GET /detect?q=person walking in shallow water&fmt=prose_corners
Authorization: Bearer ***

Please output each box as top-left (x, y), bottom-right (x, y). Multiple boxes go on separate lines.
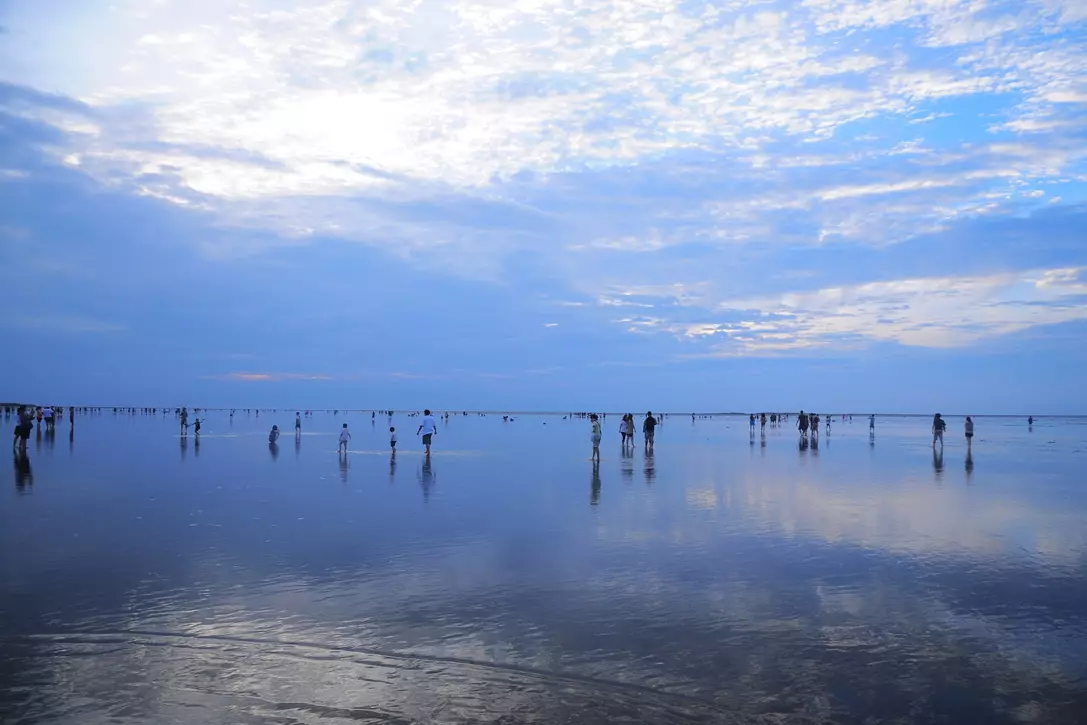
top-left (338, 423), bottom-right (351, 453)
top-left (965, 416), bottom-right (974, 448)
top-left (932, 413), bottom-right (946, 448)
top-left (417, 409), bottom-right (437, 457)
top-left (590, 414), bottom-right (602, 462)
top-left (643, 411), bottom-right (657, 451)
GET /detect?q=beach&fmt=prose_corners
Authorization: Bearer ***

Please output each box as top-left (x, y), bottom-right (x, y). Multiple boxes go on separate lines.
top-left (2, 412), bottom-right (1086, 724)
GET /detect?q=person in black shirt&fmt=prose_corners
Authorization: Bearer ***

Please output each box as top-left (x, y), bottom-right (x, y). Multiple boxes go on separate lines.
top-left (643, 411), bottom-right (657, 451)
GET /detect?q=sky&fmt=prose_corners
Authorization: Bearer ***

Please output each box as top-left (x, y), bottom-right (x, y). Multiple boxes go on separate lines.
top-left (1, 0), bottom-right (1085, 413)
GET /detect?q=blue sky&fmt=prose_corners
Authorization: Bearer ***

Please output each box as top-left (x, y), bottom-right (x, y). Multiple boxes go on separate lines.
top-left (1, 0), bottom-right (1086, 413)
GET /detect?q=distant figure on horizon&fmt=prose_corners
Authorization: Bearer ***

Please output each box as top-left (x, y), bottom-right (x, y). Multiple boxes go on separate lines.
top-left (590, 414), bottom-right (601, 462)
top-left (869, 414), bottom-right (875, 431)
top-left (643, 411), bottom-right (657, 451)
top-left (338, 423), bottom-right (351, 453)
top-left (932, 413), bottom-right (946, 448)
top-left (417, 409), bottom-right (437, 456)
top-left (269, 425), bottom-right (280, 443)
top-left (965, 416), bottom-right (974, 447)
top-left (1028, 416), bottom-right (1034, 426)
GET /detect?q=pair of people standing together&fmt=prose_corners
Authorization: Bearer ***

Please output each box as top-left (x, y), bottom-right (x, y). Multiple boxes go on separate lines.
top-left (932, 413), bottom-right (974, 448)
top-left (593, 412), bottom-right (656, 461)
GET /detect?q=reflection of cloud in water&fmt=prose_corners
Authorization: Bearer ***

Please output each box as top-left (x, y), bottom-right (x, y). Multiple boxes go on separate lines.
top-left (651, 473), bottom-right (1087, 569)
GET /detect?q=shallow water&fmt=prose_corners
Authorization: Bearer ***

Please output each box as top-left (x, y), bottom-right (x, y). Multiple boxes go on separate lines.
top-left (3, 412), bottom-right (1086, 724)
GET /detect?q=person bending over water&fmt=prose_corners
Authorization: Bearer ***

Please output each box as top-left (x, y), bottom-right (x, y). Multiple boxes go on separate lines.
top-left (338, 423), bottom-right (351, 453)
top-left (268, 425), bottom-right (280, 443)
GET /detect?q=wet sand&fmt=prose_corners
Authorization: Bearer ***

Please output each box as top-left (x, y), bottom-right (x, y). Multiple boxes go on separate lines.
top-left (2, 413), bottom-right (1086, 724)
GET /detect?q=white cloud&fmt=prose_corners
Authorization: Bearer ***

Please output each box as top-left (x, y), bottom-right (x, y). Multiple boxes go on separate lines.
top-left (1, 0), bottom-right (1084, 305)
top-left (698, 267), bottom-right (1087, 352)
top-left (6, 0), bottom-right (1078, 205)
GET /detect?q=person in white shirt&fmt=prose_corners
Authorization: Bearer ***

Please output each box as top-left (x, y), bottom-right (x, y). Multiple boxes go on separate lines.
top-left (389, 426), bottom-right (398, 452)
top-left (416, 410), bottom-right (437, 456)
top-left (338, 423), bottom-right (351, 453)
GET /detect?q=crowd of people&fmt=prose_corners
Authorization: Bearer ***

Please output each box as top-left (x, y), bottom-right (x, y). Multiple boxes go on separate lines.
top-left (10, 406), bottom-right (1040, 461)
top-left (6, 405), bottom-right (75, 451)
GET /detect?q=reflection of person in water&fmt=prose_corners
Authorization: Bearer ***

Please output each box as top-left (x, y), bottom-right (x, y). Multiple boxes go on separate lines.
top-left (590, 460), bottom-right (601, 506)
top-left (339, 451), bottom-right (349, 483)
top-left (643, 449), bottom-right (656, 485)
top-left (965, 447), bottom-right (974, 480)
top-left (14, 450), bottom-right (32, 491)
top-left (269, 441), bottom-right (279, 461)
top-left (933, 446), bottom-right (944, 477)
top-left (418, 458), bottom-right (435, 502)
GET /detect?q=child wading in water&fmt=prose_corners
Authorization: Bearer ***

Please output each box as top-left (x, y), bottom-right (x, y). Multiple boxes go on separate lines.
top-left (590, 414), bottom-right (602, 462)
top-left (339, 423), bottom-right (351, 453)
top-left (389, 427), bottom-right (397, 452)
